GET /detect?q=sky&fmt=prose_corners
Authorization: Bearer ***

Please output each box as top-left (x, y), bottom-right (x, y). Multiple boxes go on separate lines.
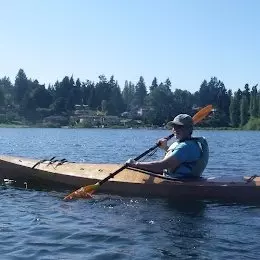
top-left (0, 0), bottom-right (259, 93)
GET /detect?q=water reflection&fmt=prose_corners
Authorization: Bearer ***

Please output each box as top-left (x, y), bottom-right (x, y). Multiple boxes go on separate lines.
top-left (154, 199), bottom-right (209, 259)
top-left (166, 199), bottom-right (206, 216)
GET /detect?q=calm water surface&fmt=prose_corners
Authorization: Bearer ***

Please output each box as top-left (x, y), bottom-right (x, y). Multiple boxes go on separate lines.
top-left (0, 128), bottom-right (260, 259)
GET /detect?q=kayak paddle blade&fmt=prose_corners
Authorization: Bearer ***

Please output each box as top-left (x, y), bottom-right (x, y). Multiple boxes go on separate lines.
top-left (63, 183), bottom-right (99, 200)
top-left (192, 105), bottom-right (213, 125)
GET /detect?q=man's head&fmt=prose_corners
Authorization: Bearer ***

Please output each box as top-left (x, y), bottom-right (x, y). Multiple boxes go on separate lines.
top-left (167, 114), bottom-right (193, 140)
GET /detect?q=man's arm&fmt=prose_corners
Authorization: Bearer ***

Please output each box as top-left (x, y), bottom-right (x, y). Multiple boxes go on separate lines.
top-left (128, 155), bottom-right (181, 174)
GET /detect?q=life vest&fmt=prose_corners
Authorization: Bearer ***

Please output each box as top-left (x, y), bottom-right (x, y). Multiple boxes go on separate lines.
top-left (164, 137), bottom-right (209, 177)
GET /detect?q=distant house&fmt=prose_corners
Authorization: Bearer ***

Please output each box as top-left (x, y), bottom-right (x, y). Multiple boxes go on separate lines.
top-left (71, 105), bottom-right (120, 126)
top-left (74, 104), bottom-right (92, 116)
top-left (77, 115), bottom-right (120, 126)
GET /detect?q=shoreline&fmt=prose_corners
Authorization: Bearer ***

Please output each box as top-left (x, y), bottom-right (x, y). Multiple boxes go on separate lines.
top-left (0, 123), bottom-right (254, 131)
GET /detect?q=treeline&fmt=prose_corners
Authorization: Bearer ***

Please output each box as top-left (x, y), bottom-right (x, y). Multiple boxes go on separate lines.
top-left (0, 68), bottom-right (259, 128)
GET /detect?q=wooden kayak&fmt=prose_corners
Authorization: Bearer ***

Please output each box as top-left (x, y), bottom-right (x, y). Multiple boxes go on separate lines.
top-left (0, 155), bottom-right (260, 202)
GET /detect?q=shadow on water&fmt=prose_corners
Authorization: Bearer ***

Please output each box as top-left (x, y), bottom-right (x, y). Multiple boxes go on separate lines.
top-left (154, 199), bottom-right (222, 259)
top-left (157, 198), bottom-right (260, 259)
top-left (165, 198), bottom-right (207, 216)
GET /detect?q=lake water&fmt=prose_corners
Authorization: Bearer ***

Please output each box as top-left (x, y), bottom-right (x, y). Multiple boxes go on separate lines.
top-left (0, 128), bottom-right (260, 259)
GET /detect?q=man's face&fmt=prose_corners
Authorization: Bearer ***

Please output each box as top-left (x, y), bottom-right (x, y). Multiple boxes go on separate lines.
top-left (172, 124), bottom-right (189, 140)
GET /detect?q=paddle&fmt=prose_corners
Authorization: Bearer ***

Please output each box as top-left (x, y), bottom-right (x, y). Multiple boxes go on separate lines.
top-left (64, 104), bottom-right (213, 200)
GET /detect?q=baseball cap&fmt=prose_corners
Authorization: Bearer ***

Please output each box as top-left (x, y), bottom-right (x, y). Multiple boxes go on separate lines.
top-left (167, 114), bottom-right (193, 128)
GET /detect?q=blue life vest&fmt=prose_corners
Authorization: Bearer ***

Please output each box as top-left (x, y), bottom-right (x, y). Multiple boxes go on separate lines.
top-left (164, 137), bottom-right (209, 177)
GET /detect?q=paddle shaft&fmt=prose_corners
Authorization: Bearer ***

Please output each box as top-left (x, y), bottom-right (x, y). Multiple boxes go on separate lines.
top-left (99, 133), bottom-right (174, 185)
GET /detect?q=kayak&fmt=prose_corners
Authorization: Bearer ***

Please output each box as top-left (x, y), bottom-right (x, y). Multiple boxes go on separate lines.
top-left (0, 155), bottom-right (260, 202)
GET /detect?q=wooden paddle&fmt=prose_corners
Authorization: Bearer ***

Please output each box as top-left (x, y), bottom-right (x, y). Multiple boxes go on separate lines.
top-left (64, 104), bottom-right (213, 200)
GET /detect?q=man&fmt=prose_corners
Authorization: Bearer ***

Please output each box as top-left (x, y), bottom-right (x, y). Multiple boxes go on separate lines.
top-left (126, 114), bottom-right (209, 178)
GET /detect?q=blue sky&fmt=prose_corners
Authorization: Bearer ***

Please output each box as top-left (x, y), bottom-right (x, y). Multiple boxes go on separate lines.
top-left (0, 0), bottom-right (259, 93)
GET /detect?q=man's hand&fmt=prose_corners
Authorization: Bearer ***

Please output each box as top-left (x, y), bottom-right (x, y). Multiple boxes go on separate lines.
top-left (125, 158), bottom-right (137, 166)
top-left (157, 138), bottom-right (168, 151)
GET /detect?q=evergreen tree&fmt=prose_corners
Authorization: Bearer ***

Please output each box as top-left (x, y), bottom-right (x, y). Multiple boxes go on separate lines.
top-left (172, 89), bottom-right (193, 116)
top-left (83, 80), bottom-right (96, 109)
top-left (74, 78), bottom-right (82, 105)
top-left (51, 97), bottom-right (67, 114)
top-left (258, 93), bottom-right (260, 117)
top-left (164, 78), bottom-right (172, 92)
top-left (147, 85), bottom-right (174, 125)
top-left (0, 89), bottom-right (4, 106)
top-left (107, 82), bottom-right (125, 115)
top-left (95, 75), bottom-right (111, 110)
top-left (240, 95), bottom-right (249, 126)
top-left (0, 76), bottom-right (13, 105)
top-left (229, 92), bottom-right (241, 127)
top-left (132, 76), bottom-right (147, 107)
top-left (150, 77), bottom-right (158, 92)
top-left (122, 81), bottom-right (135, 110)
top-left (198, 77), bottom-right (230, 117)
top-left (243, 83), bottom-right (250, 104)
top-left (250, 84), bottom-right (258, 118)
top-left (31, 85), bottom-right (53, 108)
top-left (198, 80), bottom-right (209, 106)
top-left (14, 69), bottom-right (29, 104)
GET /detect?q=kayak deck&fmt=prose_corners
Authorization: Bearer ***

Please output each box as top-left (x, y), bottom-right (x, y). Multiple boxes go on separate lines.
top-left (0, 155), bottom-right (259, 202)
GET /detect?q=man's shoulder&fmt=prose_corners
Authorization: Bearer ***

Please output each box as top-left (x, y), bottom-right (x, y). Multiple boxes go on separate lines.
top-left (179, 140), bottom-right (197, 147)
top-left (168, 142), bottom-right (179, 150)
top-left (178, 140), bottom-right (201, 153)
top-left (168, 139), bottom-right (201, 152)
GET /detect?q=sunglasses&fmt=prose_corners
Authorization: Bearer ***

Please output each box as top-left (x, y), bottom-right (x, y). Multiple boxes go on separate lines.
top-left (172, 124), bottom-right (184, 130)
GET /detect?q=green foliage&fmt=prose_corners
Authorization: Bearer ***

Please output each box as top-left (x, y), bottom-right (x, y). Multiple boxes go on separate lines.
top-left (1, 69), bottom-right (260, 129)
top-left (50, 97), bottom-right (67, 113)
top-left (172, 89), bottom-right (193, 115)
top-left (43, 115), bottom-right (69, 127)
top-left (258, 96), bottom-right (260, 117)
top-left (243, 84), bottom-right (250, 104)
top-left (36, 108), bottom-right (53, 120)
top-left (240, 95), bottom-right (249, 126)
top-left (14, 69), bottom-right (29, 104)
top-left (0, 77), bottom-right (14, 105)
top-left (250, 84), bottom-right (258, 118)
top-left (31, 85), bottom-right (53, 108)
top-left (122, 81), bottom-right (135, 110)
top-left (146, 85), bottom-right (174, 125)
top-left (243, 117), bottom-right (260, 130)
top-left (0, 89), bottom-right (4, 106)
top-left (198, 77), bottom-right (230, 112)
top-left (205, 110), bottom-right (230, 127)
top-left (150, 77), bottom-right (158, 92)
top-left (132, 76), bottom-right (147, 107)
top-left (82, 80), bottom-right (96, 108)
top-left (229, 91), bottom-right (241, 127)
top-left (107, 83), bottom-right (125, 115)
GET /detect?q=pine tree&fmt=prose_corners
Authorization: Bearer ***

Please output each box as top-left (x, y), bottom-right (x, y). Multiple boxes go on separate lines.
top-left (240, 95), bottom-right (249, 126)
top-left (149, 77), bottom-right (158, 92)
top-left (229, 92), bottom-right (241, 127)
top-left (133, 76), bottom-right (147, 107)
top-left (14, 69), bottom-right (28, 104)
top-left (250, 84), bottom-right (258, 118)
